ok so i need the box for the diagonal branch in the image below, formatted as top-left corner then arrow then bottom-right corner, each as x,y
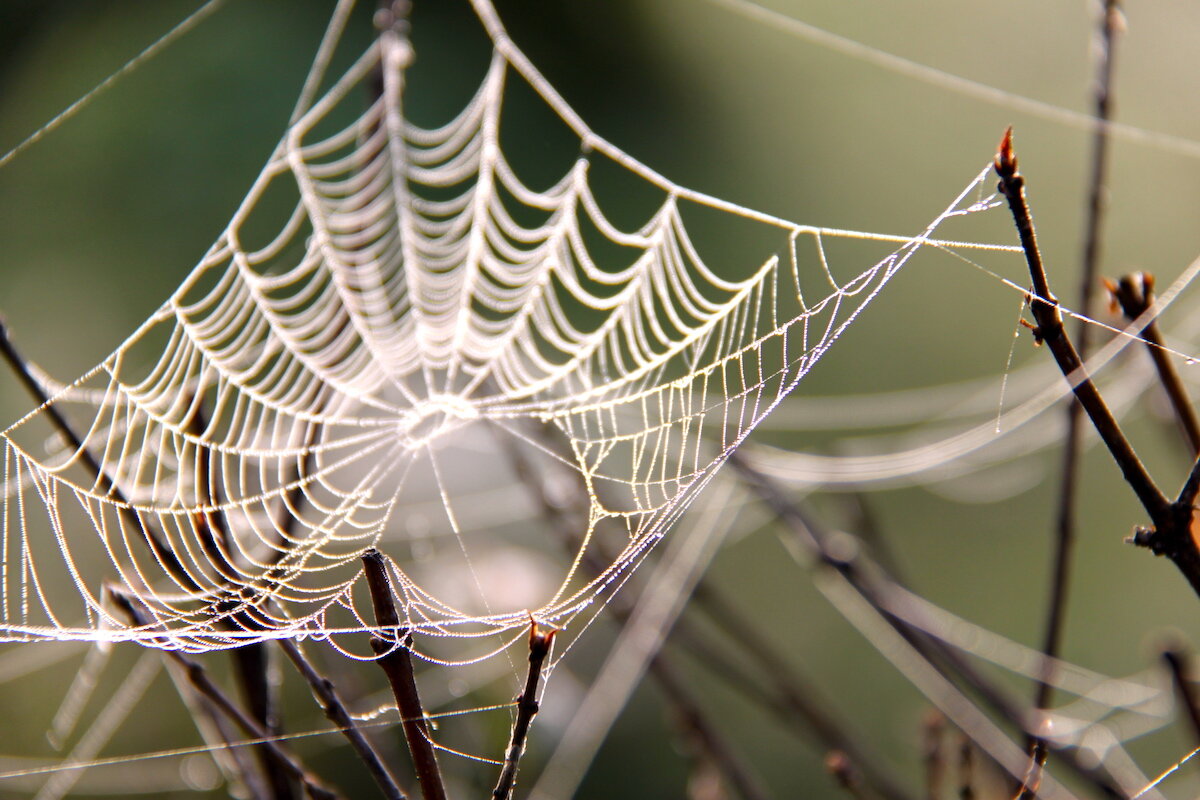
1107,272 -> 1200,456
0,318 -> 198,591
110,589 -> 343,800
994,129 -> 1200,605
994,129 -> 1169,521
277,638 -> 408,800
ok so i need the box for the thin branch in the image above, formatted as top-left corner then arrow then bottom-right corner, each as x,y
995,129 -> 1200,603
277,638 -> 408,800
1107,273 -> 1200,454
1162,648 -> 1200,748
110,590 -> 342,800
1031,2 -> 1122,787
0,318 -> 198,590
361,549 -> 448,800
995,129 -> 1168,520
492,620 -> 556,800
649,655 -> 772,800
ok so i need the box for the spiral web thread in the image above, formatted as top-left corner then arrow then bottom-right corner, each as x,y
0,0 -> 1017,655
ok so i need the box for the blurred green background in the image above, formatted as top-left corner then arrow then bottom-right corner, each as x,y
4,1 -> 1200,798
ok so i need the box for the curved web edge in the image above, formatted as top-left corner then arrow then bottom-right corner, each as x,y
0,0 -> 1016,653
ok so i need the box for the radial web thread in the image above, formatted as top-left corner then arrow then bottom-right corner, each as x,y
0,0 -> 1016,655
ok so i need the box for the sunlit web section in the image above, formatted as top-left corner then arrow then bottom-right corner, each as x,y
0,0 -> 1017,654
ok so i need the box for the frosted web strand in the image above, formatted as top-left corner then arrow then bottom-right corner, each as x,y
0,0 -> 1019,661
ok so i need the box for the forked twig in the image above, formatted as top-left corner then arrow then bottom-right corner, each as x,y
492,619 -> 556,800
994,128 -> 1200,601
361,549 -> 448,800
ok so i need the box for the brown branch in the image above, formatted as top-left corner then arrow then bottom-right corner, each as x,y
492,620 -> 556,800
1106,273 -> 1200,454
995,129 -> 1200,603
1031,2 -> 1122,785
110,590 -> 342,800
0,318 -> 198,591
277,638 -> 408,800
1163,648 -> 1200,749
361,549 -> 448,800
995,129 -> 1168,521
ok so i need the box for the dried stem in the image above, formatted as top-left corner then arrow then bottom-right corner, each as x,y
0,318 -> 197,590
277,639 -> 407,800
1107,272 -> 1200,455
110,590 -> 342,800
361,549 -> 448,800
492,620 -> 556,800
650,655 -> 772,800
1031,2 -> 1122,787
995,128 -> 1200,602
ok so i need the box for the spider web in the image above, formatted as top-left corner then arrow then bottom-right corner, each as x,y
0,0 -> 1016,656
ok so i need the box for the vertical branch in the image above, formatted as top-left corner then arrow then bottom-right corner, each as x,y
1034,0 -> 1123,721
492,620 -> 556,800
362,549 -> 449,800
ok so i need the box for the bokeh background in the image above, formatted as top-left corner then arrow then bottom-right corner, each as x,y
4,1 -> 1200,797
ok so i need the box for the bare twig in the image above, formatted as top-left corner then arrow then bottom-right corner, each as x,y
277,639 -> 408,800
995,128 -> 1200,602
1032,0 -> 1123,743
110,590 -> 342,800
492,620 -> 556,800
995,129 -> 1167,520
361,549 -> 448,800
1106,273 -> 1200,454
1163,648 -> 1200,749
0,318 -> 198,590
